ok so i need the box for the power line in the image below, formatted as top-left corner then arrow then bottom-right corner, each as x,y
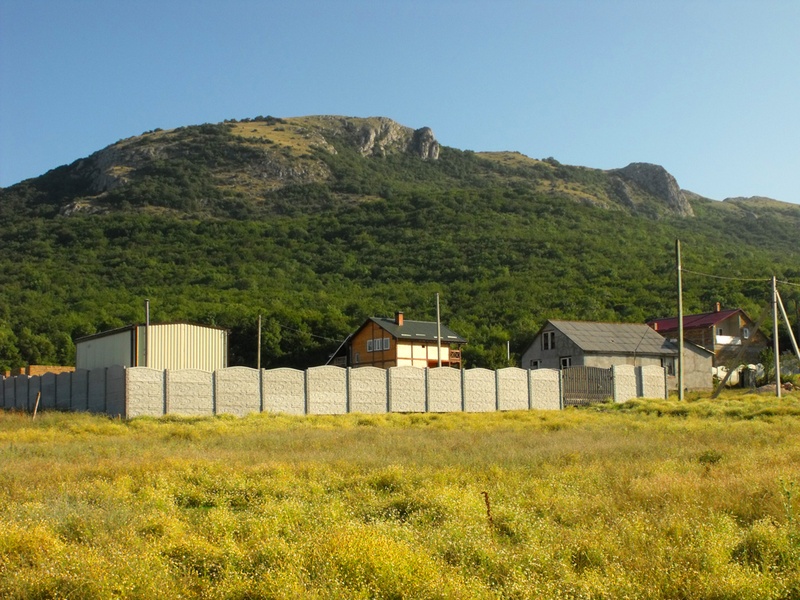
682,269 -> 800,288
681,269 -> 770,283
275,322 -> 345,344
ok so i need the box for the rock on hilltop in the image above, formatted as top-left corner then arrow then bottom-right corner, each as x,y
609,163 -> 694,217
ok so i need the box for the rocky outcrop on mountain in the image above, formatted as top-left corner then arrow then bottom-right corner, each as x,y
611,162 -> 694,217
74,143 -> 165,194
411,127 -> 439,160
335,117 -> 439,159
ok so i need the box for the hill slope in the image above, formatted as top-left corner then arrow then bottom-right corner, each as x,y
1,116 -> 798,370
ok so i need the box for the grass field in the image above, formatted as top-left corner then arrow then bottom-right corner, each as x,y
2,390 -> 800,599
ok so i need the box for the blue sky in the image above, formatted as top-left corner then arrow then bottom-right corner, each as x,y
1,0 -> 799,204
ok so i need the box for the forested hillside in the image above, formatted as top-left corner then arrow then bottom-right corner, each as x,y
1,116 -> 799,370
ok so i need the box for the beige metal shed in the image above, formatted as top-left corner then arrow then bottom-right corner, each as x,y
75,323 -> 228,371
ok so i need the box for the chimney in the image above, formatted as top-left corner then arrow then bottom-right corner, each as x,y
714,302 -> 721,313
395,311 -> 404,326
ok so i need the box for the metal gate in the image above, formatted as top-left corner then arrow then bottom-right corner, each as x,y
562,366 -> 614,406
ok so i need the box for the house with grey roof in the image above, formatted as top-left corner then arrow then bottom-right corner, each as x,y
521,320 -> 713,390
328,311 -> 467,369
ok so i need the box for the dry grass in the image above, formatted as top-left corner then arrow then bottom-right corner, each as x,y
2,390 -> 800,598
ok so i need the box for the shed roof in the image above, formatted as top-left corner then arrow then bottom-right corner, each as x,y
368,317 -> 467,344
547,320 -> 676,356
75,322 -> 228,343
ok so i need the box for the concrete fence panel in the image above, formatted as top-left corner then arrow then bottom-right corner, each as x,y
497,368 -> 529,411
216,367 -> 260,417
126,368 -> 165,417
306,366 -> 347,415
427,367 -> 462,413
463,368 -> 496,412
27,378 -> 41,413
389,367 -> 425,413
56,372 -> 72,411
41,373 -> 57,410
7,378 -> 18,410
0,378 -> 5,409
262,368 -> 305,414
71,370 -> 89,412
349,367 -> 388,414
88,368 -> 106,413
166,369 -> 214,416
106,365 -> 127,417
530,369 -> 561,410
639,365 -> 667,399
613,365 -> 638,403
16,376 -> 30,411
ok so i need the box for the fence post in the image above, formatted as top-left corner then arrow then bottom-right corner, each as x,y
346,367 -> 351,413
424,368 -> 430,413
460,368 -> 466,412
304,369 -> 309,415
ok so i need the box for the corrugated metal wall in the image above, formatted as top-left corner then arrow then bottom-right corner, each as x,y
76,329 -> 135,370
137,324 -> 226,371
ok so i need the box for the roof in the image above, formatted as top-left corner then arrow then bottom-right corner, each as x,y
368,317 -> 468,344
75,322 -> 228,343
546,320 -> 676,356
647,309 -> 744,333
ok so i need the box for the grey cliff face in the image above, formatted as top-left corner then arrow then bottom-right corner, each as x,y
613,162 -> 694,217
411,127 -> 439,160
340,118 -> 439,160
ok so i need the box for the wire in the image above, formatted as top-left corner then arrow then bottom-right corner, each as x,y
276,322 -> 346,344
681,269 -> 770,283
682,269 -> 800,288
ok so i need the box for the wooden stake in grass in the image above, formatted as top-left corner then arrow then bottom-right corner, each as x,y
481,491 -> 494,530
32,391 -> 41,420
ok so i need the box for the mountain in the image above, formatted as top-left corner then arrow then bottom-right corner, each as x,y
1,116 -> 799,370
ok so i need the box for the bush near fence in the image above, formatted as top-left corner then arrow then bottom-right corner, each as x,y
1,365 -> 665,418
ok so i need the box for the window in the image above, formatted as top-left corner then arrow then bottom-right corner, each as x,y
542,331 -> 555,350
743,327 -> 750,339
367,337 -> 390,352
717,327 -> 724,336
529,360 -> 541,370
661,357 -> 675,376
560,356 -> 572,369
354,352 -> 360,364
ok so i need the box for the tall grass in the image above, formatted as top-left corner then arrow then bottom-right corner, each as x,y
1,390 -> 799,598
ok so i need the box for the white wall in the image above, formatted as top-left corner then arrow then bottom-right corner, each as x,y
2,364 -> 665,418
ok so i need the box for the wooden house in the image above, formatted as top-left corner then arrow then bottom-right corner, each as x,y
328,312 -> 467,368
647,304 -> 767,367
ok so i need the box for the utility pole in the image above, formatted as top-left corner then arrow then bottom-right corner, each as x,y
257,314 -> 262,370
773,276 -> 781,398
776,288 -> 800,361
676,240 -> 684,400
436,293 -> 442,368
145,299 -> 150,368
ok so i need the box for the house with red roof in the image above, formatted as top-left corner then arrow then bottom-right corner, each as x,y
647,304 -> 767,367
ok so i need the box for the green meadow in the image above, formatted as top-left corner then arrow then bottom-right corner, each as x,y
2,390 -> 800,599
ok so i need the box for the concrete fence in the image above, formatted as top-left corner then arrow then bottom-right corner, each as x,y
1,364 -> 666,418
